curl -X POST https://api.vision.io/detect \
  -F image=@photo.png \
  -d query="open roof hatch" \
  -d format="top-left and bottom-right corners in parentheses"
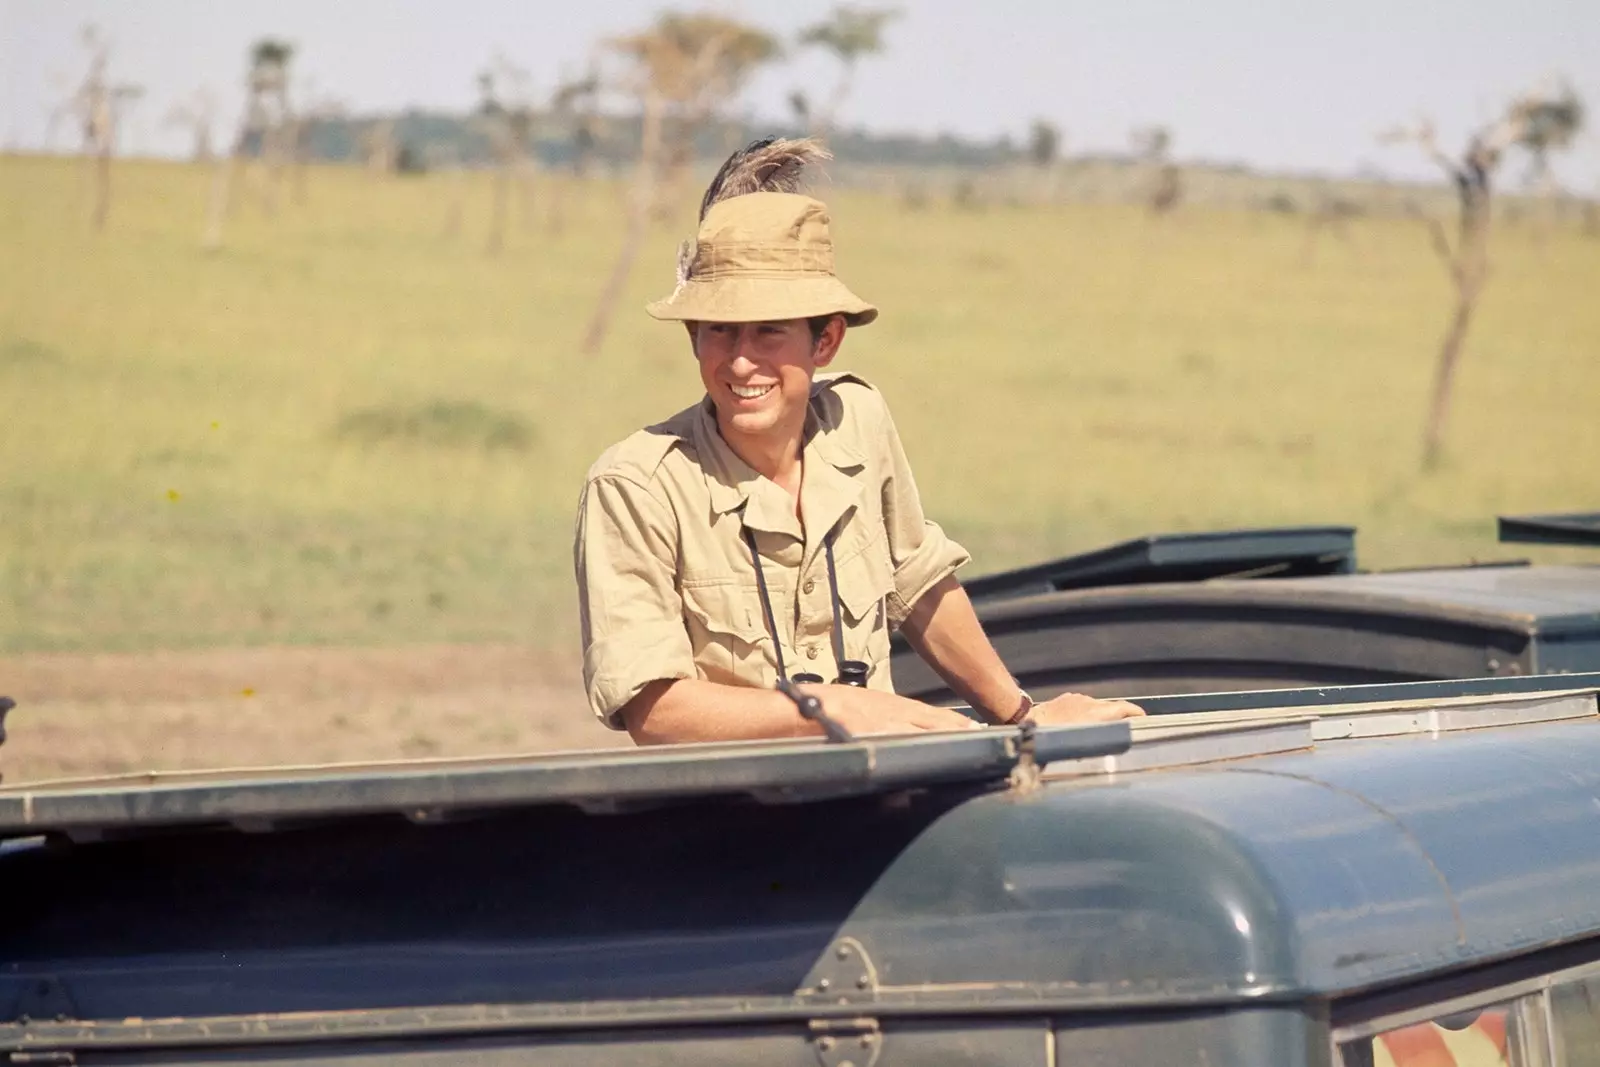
top-left (1498, 511), bottom-right (1600, 548)
top-left (962, 525), bottom-right (1356, 603)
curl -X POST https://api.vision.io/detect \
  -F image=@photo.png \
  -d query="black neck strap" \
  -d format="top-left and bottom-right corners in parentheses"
top-left (743, 526), bottom-right (847, 684)
top-left (742, 527), bottom-right (789, 682)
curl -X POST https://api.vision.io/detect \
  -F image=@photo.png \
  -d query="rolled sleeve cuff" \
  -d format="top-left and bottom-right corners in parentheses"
top-left (584, 623), bottom-right (697, 730)
top-left (886, 520), bottom-right (971, 629)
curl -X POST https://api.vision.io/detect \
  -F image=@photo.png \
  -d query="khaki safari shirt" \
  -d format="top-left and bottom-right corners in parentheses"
top-left (575, 373), bottom-right (970, 729)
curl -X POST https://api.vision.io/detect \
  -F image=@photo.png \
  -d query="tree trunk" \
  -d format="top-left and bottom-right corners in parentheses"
top-left (1421, 291), bottom-right (1477, 469)
top-left (546, 172), bottom-right (566, 235)
top-left (203, 151), bottom-right (239, 251)
top-left (440, 163), bottom-right (465, 242)
top-left (89, 144), bottom-right (112, 231)
top-left (1421, 193), bottom-right (1491, 469)
top-left (581, 90), bottom-right (664, 355)
top-left (486, 163), bottom-right (509, 255)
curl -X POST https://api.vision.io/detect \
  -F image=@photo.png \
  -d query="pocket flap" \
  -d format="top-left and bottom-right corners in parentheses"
top-left (835, 538), bottom-right (896, 624)
top-left (680, 582), bottom-right (769, 645)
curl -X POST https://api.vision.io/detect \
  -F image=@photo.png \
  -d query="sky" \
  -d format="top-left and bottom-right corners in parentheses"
top-left (3, 0), bottom-right (1597, 187)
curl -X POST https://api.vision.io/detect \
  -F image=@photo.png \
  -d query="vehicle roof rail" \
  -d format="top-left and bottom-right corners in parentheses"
top-left (1497, 511), bottom-right (1600, 548)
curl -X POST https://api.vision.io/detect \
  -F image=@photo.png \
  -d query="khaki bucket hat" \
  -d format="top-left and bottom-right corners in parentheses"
top-left (646, 190), bottom-right (878, 327)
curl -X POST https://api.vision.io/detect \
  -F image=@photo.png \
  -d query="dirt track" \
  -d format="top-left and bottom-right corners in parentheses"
top-left (0, 644), bottom-right (624, 784)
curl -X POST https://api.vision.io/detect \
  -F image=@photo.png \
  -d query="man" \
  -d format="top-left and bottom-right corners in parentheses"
top-left (575, 139), bottom-right (1142, 744)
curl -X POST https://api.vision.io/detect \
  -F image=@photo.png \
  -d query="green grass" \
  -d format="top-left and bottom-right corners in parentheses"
top-left (2, 155), bottom-right (1597, 654)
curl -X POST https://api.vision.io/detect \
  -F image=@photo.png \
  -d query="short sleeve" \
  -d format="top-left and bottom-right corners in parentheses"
top-left (875, 398), bottom-right (971, 628)
top-left (574, 474), bottom-right (695, 729)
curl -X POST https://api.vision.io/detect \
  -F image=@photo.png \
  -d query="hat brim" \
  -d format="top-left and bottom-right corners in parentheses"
top-left (646, 275), bottom-right (877, 327)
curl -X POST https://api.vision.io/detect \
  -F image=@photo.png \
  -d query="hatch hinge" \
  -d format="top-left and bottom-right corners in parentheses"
top-left (809, 1017), bottom-right (882, 1067)
top-left (799, 936), bottom-right (879, 1000)
top-left (1008, 719), bottom-right (1041, 794)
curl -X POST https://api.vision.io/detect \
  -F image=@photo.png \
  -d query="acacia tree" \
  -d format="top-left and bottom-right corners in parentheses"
top-left (652, 15), bottom-right (780, 220)
top-left (1383, 83), bottom-right (1584, 468)
top-left (164, 87), bottom-right (218, 163)
top-left (546, 67), bottom-right (601, 233)
top-left (282, 79), bottom-right (345, 204)
top-left (204, 38), bottom-right (294, 249)
top-left (476, 56), bottom-right (539, 255)
top-left (52, 25), bottom-right (142, 231)
top-left (1514, 81), bottom-right (1585, 193)
top-left (1130, 124), bottom-right (1181, 213)
top-left (580, 12), bottom-right (779, 354)
top-left (792, 5), bottom-right (899, 134)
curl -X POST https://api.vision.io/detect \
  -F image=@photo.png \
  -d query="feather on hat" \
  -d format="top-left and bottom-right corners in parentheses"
top-left (650, 137), bottom-right (877, 327)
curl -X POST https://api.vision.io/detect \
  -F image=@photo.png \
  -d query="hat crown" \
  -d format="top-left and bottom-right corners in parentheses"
top-left (691, 192), bottom-right (835, 279)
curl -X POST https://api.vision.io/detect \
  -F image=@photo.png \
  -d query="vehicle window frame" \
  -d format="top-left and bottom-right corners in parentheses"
top-left (1331, 957), bottom-right (1600, 1067)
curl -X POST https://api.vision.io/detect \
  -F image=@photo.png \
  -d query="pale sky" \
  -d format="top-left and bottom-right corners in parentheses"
top-left (3, 0), bottom-right (1597, 186)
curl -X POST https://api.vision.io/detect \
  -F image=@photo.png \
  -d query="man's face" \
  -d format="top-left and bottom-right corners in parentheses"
top-left (692, 317), bottom-right (843, 444)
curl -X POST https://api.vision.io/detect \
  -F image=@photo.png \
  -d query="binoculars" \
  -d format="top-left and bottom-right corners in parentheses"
top-left (791, 659), bottom-right (870, 688)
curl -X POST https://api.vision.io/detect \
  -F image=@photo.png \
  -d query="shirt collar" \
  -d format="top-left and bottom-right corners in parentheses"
top-left (693, 388), bottom-right (867, 540)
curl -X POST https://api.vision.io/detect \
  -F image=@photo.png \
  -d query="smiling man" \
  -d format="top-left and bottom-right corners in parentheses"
top-left (574, 139), bottom-right (1143, 744)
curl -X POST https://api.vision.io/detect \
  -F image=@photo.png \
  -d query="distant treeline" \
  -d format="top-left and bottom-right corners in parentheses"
top-left (290, 110), bottom-right (1068, 172)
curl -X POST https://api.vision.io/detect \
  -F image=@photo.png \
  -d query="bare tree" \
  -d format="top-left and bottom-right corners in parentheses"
top-left (546, 67), bottom-right (601, 233)
top-left (651, 15), bottom-right (780, 221)
top-left (164, 87), bottom-right (218, 163)
top-left (580, 12), bottom-right (779, 354)
top-left (1130, 124), bottom-right (1181, 214)
top-left (204, 39), bottom-right (294, 250)
top-left (52, 25), bottom-right (142, 231)
top-left (476, 56), bottom-right (540, 255)
top-left (1299, 187), bottom-right (1364, 265)
top-left (282, 79), bottom-right (345, 204)
top-left (1382, 83), bottom-right (1584, 468)
top-left (360, 119), bottom-right (399, 175)
top-left (793, 5), bottom-right (899, 134)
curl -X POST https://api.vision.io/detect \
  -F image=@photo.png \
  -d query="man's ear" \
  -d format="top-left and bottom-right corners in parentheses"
top-left (811, 315), bottom-right (847, 369)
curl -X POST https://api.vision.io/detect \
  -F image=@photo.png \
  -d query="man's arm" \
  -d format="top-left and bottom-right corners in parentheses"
top-left (622, 677), bottom-right (980, 746)
top-left (899, 575), bottom-right (1144, 724)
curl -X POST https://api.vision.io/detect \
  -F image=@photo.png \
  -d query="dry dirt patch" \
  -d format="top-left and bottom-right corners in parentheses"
top-left (0, 644), bottom-right (622, 784)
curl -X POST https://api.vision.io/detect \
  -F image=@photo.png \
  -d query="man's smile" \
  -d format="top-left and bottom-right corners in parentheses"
top-left (729, 383), bottom-right (775, 400)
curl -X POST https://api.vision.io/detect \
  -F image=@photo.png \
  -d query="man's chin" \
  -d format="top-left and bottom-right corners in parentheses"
top-left (723, 410), bottom-right (778, 437)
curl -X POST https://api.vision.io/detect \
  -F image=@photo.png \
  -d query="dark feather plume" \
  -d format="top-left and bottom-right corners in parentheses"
top-left (698, 137), bottom-right (831, 221)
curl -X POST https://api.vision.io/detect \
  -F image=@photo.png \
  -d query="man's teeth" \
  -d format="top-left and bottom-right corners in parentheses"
top-left (731, 384), bottom-right (773, 399)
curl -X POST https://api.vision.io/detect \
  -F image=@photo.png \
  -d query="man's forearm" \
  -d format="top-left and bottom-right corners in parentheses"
top-left (898, 575), bottom-right (1023, 724)
top-left (621, 678), bottom-right (819, 745)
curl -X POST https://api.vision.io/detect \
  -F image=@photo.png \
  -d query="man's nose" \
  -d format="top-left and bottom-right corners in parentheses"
top-left (730, 332), bottom-right (760, 373)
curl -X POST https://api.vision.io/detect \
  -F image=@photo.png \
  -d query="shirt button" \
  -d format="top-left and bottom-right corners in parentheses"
top-left (803, 579), bottom-right (816, 594)
top-left (807, 646), bottom-right (820, 660)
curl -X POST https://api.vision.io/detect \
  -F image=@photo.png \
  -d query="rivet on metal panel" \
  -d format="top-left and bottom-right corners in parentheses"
top-left (799, 936), bottom-right (879, 999)
top-left (810, 1018), bottom-right (882, 1067)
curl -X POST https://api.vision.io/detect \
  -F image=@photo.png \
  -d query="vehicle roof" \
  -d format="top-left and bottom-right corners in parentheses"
top-left (1266, 563), bottom-right (1600, 631)
top-left (835, 703), bottom-right (1600, 1006)
top-left (973, 563), bottom-right (1600, 634)
top-left (4, 681), bottom-right (1598, 1015)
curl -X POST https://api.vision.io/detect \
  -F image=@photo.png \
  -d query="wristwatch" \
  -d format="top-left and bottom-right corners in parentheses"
top-left (1000, 689), bottom-right (1034, 726)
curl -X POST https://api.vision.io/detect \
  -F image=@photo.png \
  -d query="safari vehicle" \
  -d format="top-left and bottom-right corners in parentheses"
top-left (5, 669), bottom-right (1600, 1066)
top-left (893, 511), bottom-right (1600, 701)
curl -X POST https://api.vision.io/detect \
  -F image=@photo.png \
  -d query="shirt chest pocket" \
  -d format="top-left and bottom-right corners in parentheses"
top-left (680, 581), bottom-right (775, 687)
top-left (834, 534), bottom-right (897, 667)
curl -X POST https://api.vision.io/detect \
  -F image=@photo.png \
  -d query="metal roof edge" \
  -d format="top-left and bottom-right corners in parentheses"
top-left (0, 721), bottom-right (1131, 838)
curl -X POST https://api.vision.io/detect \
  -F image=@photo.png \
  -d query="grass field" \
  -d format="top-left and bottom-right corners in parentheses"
top-left (3, 153), bottom-right (1598, 661)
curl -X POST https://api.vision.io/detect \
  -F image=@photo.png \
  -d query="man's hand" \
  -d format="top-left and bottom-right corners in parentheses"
top-left (805, 683), bottom-right (982, 735)
top-left (1030, 691), bottom-right (1146, 724)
